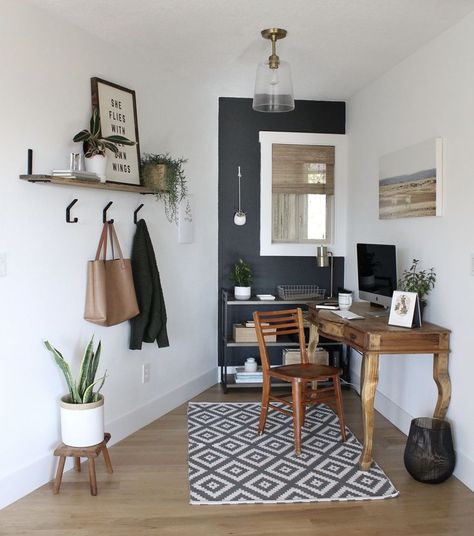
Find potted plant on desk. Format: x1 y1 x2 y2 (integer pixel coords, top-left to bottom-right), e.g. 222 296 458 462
44 337 107 447
230 258 253 300
398 259 436 315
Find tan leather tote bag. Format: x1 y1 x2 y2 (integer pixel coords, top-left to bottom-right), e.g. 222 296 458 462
84 223 139 326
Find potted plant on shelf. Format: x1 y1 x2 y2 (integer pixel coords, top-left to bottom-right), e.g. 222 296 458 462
44 336 107 447
73 107 135 182
141 153 188 223
398 258 436 313
230 258 253 300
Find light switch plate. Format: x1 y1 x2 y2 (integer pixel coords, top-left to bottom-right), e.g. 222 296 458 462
142 363 151 383
0 252 6 277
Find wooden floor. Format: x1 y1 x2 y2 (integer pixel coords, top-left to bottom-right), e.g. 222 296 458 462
1 386 473 535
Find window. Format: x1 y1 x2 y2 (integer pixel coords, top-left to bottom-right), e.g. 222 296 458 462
272 144 334 243
259 132 347 256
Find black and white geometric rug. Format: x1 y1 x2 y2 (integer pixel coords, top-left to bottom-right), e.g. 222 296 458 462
188 402 399 504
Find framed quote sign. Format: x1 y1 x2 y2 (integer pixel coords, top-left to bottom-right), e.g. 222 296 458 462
91 77 141 186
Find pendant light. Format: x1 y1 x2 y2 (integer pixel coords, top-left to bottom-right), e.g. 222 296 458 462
253 28 294 113
234 166 246 226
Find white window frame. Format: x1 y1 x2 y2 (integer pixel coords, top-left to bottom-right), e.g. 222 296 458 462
259 131 347 256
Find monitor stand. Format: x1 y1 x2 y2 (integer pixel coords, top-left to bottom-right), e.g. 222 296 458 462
365 303 390 317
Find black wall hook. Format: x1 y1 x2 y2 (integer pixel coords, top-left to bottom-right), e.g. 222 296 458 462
66 199 78 223
134 203 144 224
103 201 114 223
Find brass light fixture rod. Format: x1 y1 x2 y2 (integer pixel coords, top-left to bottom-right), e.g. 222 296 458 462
261 28 287 69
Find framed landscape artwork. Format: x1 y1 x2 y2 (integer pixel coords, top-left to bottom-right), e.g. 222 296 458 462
91 77 141 186
379 137 443 219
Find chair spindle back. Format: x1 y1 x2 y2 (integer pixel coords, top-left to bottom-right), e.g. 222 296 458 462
253 308 307 371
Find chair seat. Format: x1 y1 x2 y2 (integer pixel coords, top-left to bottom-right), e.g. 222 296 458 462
270 363 341 381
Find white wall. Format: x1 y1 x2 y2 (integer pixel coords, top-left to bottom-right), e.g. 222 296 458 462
0 1 217 508
347 12 474 490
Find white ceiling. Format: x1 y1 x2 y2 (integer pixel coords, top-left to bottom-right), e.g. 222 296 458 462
27 0 474 99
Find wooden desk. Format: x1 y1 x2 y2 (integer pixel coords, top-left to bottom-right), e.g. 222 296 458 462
307 302 451 471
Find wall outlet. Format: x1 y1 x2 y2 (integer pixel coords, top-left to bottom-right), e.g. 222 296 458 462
142 363 151 383
471 254 474 276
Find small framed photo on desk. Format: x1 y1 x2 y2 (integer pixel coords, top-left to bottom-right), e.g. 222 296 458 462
388 291 421 328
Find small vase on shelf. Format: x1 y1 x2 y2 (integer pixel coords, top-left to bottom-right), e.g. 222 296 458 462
244 357 258 372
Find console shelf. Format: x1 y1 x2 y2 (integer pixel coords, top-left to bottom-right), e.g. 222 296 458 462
19 174 156 194
219 289 349 393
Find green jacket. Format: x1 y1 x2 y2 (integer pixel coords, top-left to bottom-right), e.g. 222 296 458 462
129 220 169 349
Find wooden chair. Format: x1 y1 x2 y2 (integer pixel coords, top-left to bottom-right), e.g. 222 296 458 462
253 308 346 454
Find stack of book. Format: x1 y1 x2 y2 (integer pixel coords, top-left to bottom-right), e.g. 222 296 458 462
51 170 100 182
315 301 339 310
234 366 263 383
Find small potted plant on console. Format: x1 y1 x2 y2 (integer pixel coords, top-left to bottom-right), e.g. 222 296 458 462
230 258 253 300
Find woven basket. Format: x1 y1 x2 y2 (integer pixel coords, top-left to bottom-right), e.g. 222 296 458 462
142 163 168 191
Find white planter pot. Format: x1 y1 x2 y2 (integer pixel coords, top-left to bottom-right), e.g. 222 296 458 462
233 211 246 226
234 286 251 300
60 395 104 447
85 154 107 183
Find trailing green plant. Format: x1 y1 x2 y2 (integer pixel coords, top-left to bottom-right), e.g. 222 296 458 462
141 153 188 224
230 258 253 287
73 107 135 157
398 259 436 304
44 337 106 404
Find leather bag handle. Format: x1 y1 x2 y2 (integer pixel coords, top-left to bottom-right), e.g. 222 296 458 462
107 222 125 265
94 223 108 261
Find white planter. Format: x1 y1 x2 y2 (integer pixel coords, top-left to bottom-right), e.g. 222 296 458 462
234 286 251 300
85 154 107 183
233 211 246 226
60 395 104 447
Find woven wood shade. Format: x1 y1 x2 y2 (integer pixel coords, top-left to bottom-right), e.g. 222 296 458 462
272 144 335 195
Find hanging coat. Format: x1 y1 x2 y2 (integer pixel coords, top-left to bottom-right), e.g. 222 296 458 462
129 219 169 349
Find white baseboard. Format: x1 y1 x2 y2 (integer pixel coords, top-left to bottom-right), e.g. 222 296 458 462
106 367 217 445
0 367 217 510
350 367 474 491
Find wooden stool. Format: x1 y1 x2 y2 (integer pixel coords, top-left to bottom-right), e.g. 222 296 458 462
53 432 113 496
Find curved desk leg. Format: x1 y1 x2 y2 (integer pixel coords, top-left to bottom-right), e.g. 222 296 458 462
433 352 451 419
360 352 380 471
308 323 320 362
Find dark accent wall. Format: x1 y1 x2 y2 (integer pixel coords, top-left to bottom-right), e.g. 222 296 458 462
218 97 346 294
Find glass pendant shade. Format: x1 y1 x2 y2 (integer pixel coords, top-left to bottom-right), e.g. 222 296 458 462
253 60 294 113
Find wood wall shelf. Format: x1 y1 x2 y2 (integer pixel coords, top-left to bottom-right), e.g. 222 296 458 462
19 174 156 195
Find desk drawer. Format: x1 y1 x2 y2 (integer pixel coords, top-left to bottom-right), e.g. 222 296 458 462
344 326 366 348
317 319 344 339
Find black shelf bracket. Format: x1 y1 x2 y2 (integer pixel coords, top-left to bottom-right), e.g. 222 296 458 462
66 199 78 223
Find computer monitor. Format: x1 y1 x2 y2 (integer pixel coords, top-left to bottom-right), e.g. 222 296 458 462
357 243 397 309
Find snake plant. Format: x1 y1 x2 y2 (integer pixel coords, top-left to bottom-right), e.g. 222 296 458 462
44 337 106 404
